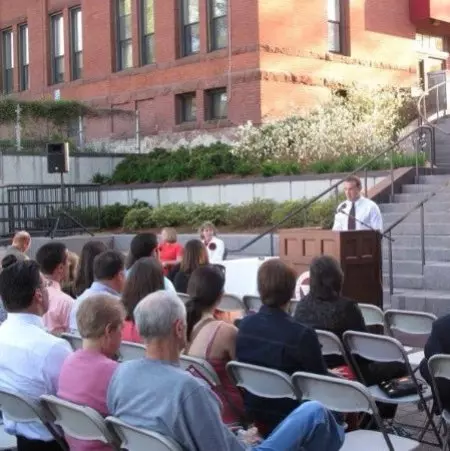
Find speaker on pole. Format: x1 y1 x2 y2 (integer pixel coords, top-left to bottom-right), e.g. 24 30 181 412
47 142 69 174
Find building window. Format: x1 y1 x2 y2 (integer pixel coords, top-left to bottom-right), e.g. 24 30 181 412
177 92 196 123
2 29 13 94
18 24 29 91
51 14 65 84
206 88 227 119
416 34 445 52
117 0 133 70
327 0 342 53
181 0 200 56
208 0 227 51
70 7 83 80
140 0 155 65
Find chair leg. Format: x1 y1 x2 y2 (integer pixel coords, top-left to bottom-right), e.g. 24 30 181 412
421 399 443 447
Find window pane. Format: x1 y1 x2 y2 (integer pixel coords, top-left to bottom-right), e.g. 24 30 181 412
119 0 131 16
119 15 132 40
20 64 29 91
55 55 64 83
212 16 227 50
4 68 13 93
143 34 155 64
211 90 227 119
212 0 227 18
3 31 13 69
184 23 200 54
328 21 341 52
143 0 154 34
182 95 196 122
121 40 133 68
53 15 64 57
184 0 199 24
20 25 29 65
328 0 340 22
72 9 83 52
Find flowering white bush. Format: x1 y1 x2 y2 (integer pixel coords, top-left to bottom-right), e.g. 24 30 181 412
234 86 415 164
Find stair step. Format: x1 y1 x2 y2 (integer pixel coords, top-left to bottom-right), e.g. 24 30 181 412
382 260 423 275
383 211 450 224
401 184 443 193
380 201 450 212
394 192 450 202
381 245 450 261
385 223 450 235
417 175 450 184
383 273 423 289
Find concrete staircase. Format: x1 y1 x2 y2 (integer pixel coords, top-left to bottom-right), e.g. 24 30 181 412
382 174 450 316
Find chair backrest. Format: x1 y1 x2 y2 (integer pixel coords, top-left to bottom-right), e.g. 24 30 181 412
106 416 182 451
316 329 351 367
176 293 190 304
226 361 298 400
291 372 396 451
242 295 262 313
41 395 120 449
428 354 450 415
358 303 385 328
0 389 53 424
288 298 300 316
384 309 436 348
61 333 83 351
179 355 221 387
119 341 146 362
217 294 245 312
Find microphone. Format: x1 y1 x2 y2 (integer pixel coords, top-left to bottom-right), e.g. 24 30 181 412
337 202 347 213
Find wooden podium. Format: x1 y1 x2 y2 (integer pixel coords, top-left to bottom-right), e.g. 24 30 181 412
279 228 382 307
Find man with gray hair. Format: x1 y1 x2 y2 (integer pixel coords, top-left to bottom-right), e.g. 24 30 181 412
107 291 344 451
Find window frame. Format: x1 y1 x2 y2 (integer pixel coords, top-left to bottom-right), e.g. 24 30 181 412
180 0 200 57
18 23 29 91
208 0 228 51
70 7 83 80
2 28 14 94
205 88 227 120
50 13 65 85
177 92 197 124
116 0 133 71
327 0 343 54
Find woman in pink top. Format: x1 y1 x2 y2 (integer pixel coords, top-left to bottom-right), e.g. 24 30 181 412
58 293 125 451
121 257 165 342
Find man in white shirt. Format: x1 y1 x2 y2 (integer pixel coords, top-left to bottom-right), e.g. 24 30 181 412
332 175 383 232
0 260 72 451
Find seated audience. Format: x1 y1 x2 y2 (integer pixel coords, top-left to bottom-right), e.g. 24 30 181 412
121 257 165 342
4 230 31 262
36 242 74 335
420 315 450 410
0 254 19 324
62 251 79 298
169 239 209 293
0 260 72 451
73 241 108 297
200 222 225 263
236 259 328 434
158 227 183 275
107 291 344 451
126 233 176 292
69 251 125 332
184 265 244 424
58 294 125 451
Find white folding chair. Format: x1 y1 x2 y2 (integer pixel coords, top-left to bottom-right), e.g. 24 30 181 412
119 341 145 362
106 416 182 451
0 423 16 450
176 293 190 304
61 332 83 351
179 355 221 387
217 294 245 313
291 371 420 451
316 329 353 370
242 295 262 313
41 395 121 450
358 303 385 329
226 361 298 400
428 354 450 451
288 298 300 316
343 330 441 445
0 389 67 450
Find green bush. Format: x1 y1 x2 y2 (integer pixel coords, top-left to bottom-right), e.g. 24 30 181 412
186 203 230 227
151 203 190 227
271 200 307 228
226 199 277 229
123 207 154 231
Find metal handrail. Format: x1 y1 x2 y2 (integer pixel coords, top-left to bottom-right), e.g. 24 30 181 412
228 125 434 255
417 78 449 132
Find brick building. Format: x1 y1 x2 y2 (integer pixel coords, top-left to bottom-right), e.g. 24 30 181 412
0 0 450 141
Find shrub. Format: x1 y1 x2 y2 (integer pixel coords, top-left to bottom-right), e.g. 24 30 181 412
186 203 230 227
123 207 154 230
227 199 276 229
151 203 190 227
271 200 307 228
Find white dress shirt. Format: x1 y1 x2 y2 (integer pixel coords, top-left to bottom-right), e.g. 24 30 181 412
203 237 225 263
332 196 383 232
0 313 72 440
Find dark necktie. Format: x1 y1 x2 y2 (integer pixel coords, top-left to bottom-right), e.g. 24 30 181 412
348 202 356 230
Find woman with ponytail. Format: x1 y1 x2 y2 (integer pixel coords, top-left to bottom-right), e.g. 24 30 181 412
184 265 244 425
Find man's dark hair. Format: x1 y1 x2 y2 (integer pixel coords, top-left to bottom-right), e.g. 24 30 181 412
126 233 158 269
35 242 67 274
1 254 17 269
309 255 343 301
257 259 297 308
0 260 41 312
344 175 362 189
94 251 125 281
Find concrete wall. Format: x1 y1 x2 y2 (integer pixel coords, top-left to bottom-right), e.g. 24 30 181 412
100 172 387 206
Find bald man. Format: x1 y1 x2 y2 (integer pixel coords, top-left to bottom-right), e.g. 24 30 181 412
4 231 31 262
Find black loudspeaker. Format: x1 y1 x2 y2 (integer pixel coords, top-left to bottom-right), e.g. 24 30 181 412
47 142 69 174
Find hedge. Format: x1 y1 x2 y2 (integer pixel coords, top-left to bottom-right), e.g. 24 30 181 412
94 143 426 185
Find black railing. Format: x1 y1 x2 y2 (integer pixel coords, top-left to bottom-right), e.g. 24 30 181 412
228 125 435 256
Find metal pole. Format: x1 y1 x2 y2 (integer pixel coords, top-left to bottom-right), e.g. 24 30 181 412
436 87 440 119
60 172 65 209
388 230 394 298
15 103 21 151
269 232 274 257
415 134 419 180
334 186 339 207
420 203 425 273
135 110 141 153
364 167 368 197
390 149 394 202
78 115 84 150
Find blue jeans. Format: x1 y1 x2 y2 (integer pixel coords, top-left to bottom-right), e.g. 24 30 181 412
254 401 345 451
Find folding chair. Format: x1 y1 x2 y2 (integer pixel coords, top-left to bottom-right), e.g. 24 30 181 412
61 332 83 351
0 389 67 450
119 341 145 362
106 416 182 451
316 329 353 373
427 354 450 451
217 294 245 313
358 304 385 329
288 299 300 316
0 422 16 450
176 293 190 304
226 361 298 401
291 371 420 451
343 330 441 445
242 295 262 313
41 395 121 450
